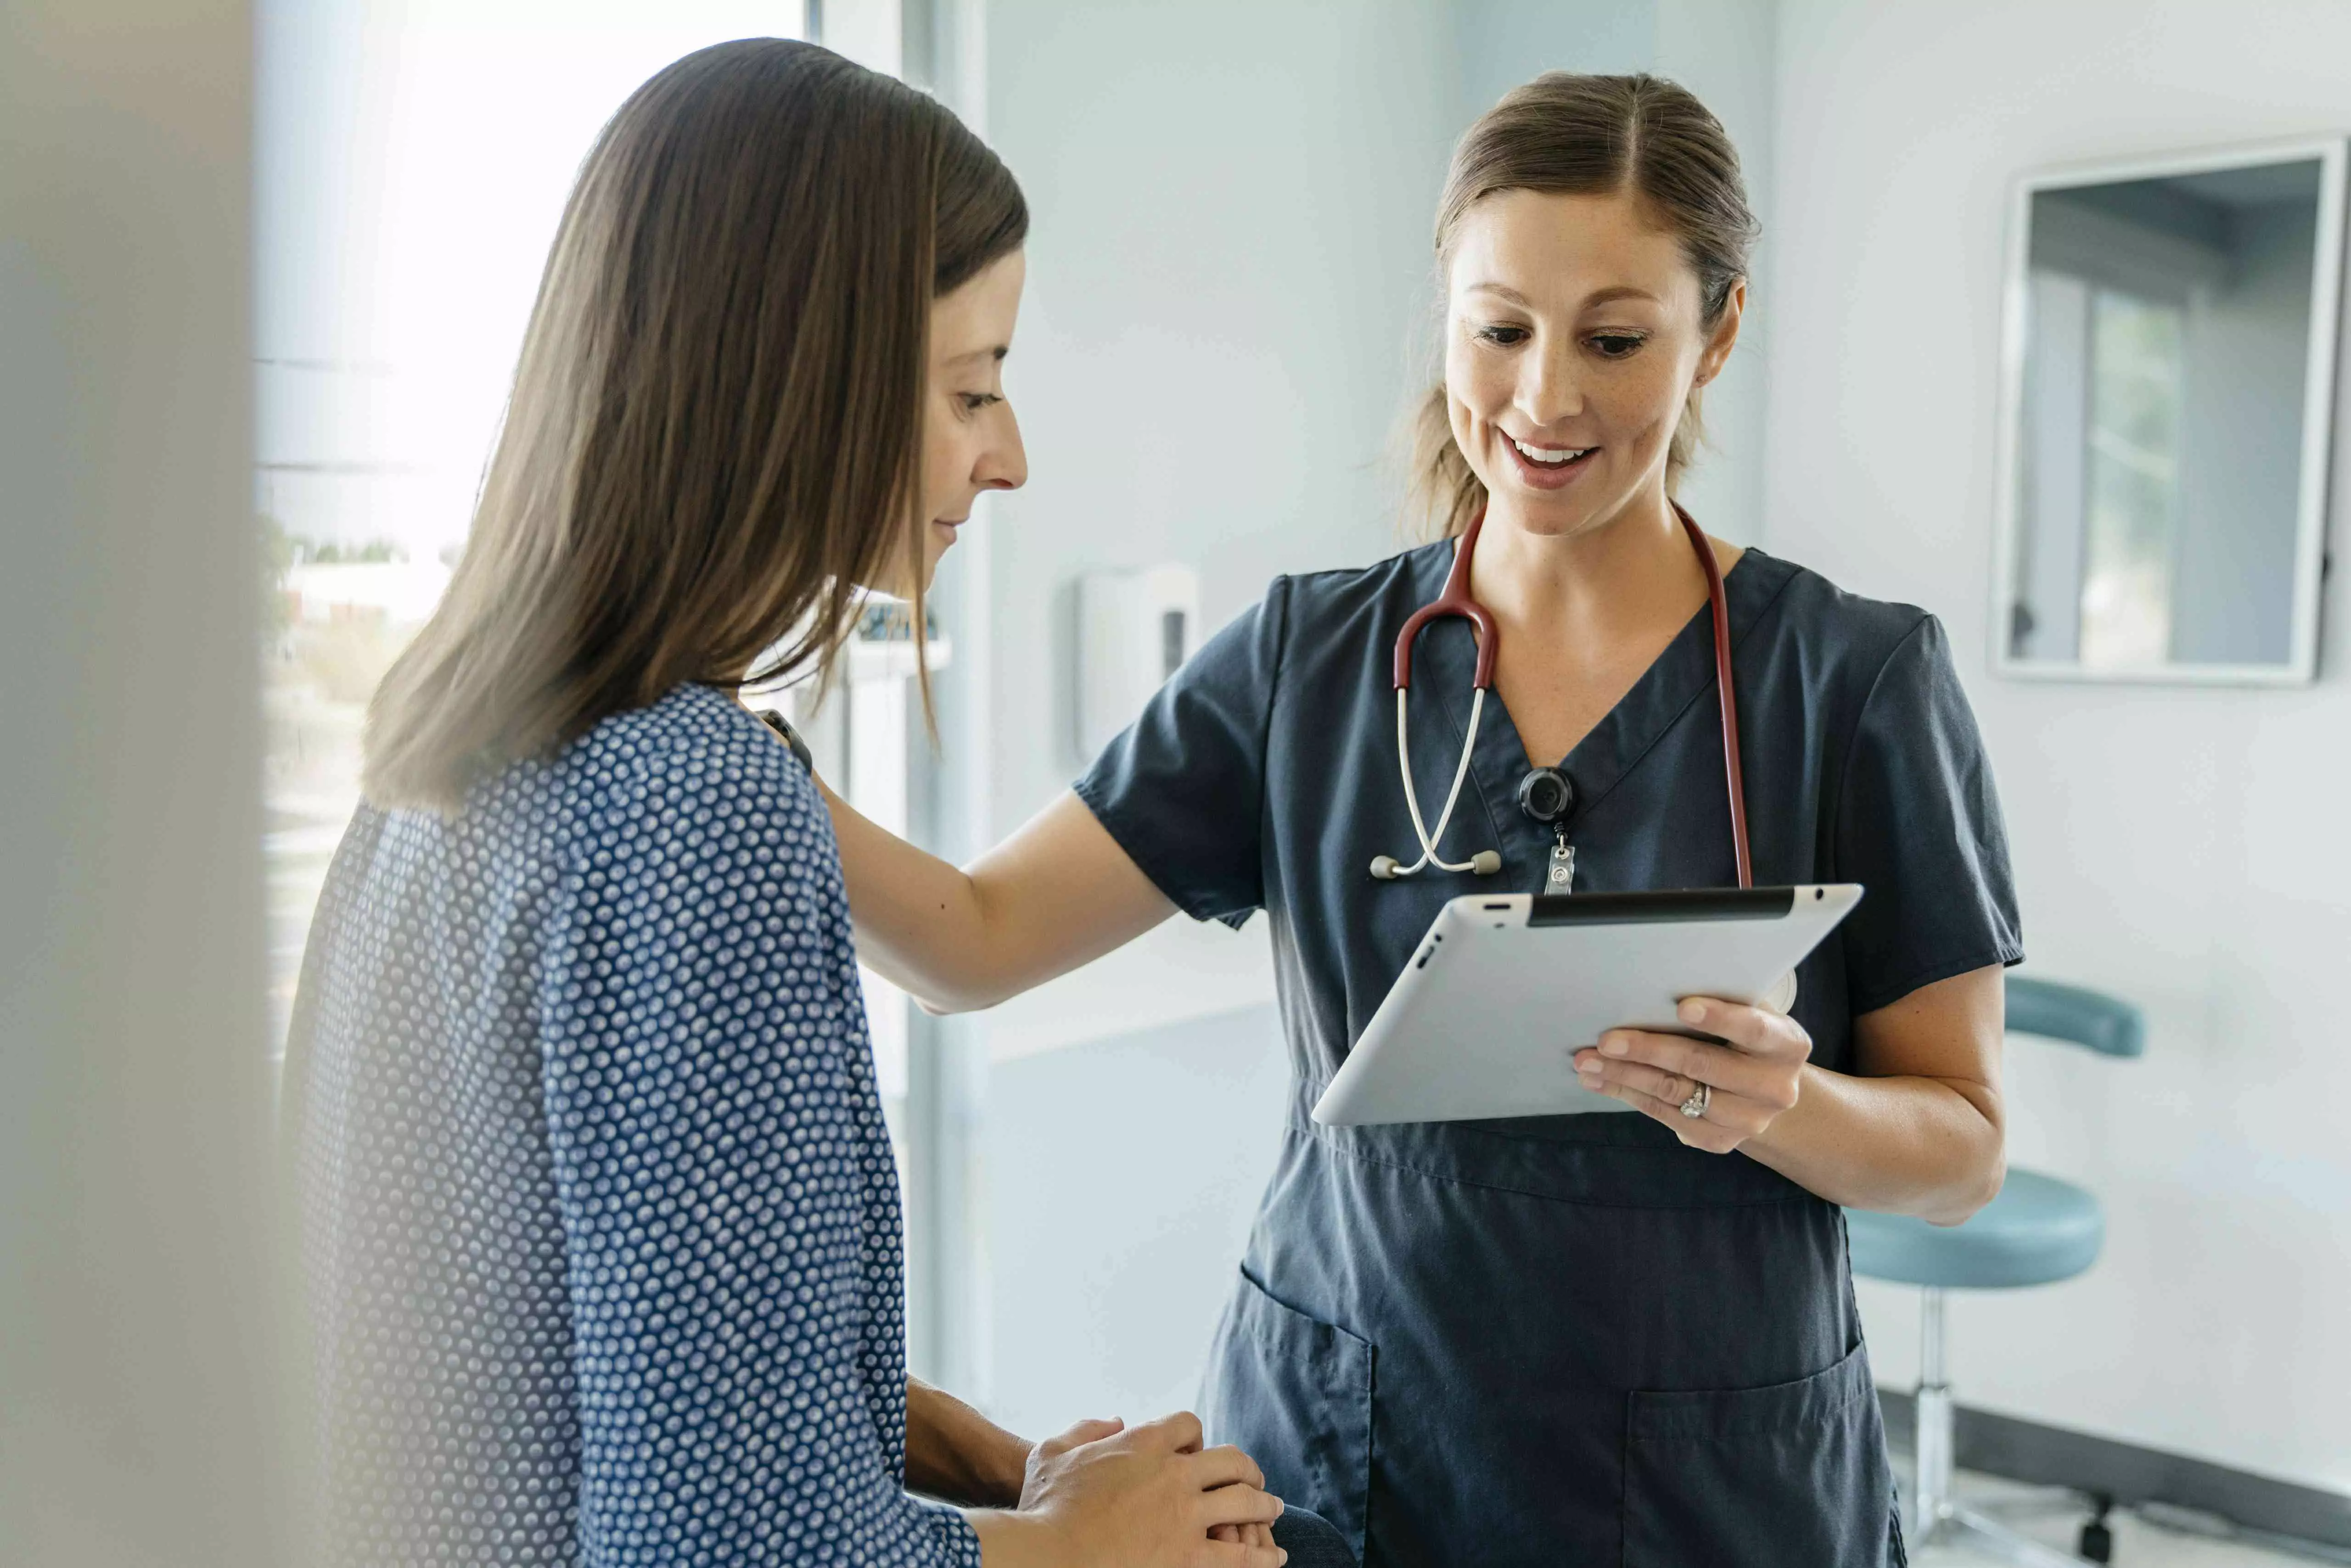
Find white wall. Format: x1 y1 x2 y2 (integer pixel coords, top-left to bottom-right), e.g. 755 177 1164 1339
1762 0 2351 1491
968 0 1461 1061
984 1005 1290 1436
962 0 1463 1423
0 0 292 1562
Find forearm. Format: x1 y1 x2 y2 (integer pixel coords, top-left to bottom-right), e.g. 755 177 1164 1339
1743 1064 2003 1224
820 784 1175 1013
819 778 1003 1009
906 1376 1031 1509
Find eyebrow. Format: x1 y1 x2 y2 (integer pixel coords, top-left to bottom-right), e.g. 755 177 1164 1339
947 345 1010 365
1463 281 1661 308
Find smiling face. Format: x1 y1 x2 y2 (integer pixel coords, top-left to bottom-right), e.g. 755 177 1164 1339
1443 186 1742 540
911 247 1029 590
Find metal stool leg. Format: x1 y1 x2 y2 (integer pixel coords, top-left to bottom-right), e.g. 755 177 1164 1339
1909 1288 2096 1567
1914 1288 1953 1537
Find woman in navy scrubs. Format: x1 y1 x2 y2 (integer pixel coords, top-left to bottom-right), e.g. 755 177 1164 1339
829 73 2020 1567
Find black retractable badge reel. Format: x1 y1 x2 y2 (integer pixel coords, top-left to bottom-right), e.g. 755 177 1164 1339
1516 767 1577 892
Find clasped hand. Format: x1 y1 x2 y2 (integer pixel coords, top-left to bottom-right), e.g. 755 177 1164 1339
1573 994 1810 1154
1015 1411 1286 1568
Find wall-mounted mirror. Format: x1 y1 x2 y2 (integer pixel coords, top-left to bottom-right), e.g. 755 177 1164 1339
1993 139 2346 684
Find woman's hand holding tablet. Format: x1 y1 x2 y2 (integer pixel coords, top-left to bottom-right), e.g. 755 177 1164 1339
1574 993 1812 1153
1310 885 1859 1128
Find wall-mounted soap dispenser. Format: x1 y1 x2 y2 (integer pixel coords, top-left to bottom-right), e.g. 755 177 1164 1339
1074 564 1201 759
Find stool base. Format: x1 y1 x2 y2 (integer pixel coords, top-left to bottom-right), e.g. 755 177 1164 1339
1912 1502 2099 1568
1905 1288 2098 1568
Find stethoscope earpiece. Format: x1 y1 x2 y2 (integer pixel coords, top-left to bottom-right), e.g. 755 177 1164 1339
1375 850 1497 880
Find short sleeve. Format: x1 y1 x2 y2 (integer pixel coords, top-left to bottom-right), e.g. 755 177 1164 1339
1832 615 2024 1014
1073 577 1289 929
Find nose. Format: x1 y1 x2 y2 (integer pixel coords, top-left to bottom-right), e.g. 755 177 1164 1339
1517 331 1584 431
980 403 1027 493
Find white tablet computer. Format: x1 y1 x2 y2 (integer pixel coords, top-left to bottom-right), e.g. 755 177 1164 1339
1311 885 1863 1127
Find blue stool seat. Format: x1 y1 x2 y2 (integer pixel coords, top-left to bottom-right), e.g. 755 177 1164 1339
1846 1168 2104 1289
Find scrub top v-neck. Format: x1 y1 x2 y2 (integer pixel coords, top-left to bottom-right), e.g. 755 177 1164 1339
1074 539 2022 1568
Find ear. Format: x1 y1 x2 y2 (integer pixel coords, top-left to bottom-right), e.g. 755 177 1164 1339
1693 278 1747 389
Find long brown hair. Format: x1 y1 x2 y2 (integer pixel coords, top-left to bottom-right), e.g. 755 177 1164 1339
1408 72 1757 539
365 39 1026 811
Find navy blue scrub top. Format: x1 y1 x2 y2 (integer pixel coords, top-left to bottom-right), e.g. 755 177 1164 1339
1076 541 2021 1568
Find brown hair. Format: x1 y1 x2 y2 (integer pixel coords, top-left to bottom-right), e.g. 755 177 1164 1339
364 39 1026 811
1408 72 1757 538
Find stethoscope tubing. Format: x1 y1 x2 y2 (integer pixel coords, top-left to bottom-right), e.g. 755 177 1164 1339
1378 500 1751 890
1386 685 1490 877
1686 504 1753 888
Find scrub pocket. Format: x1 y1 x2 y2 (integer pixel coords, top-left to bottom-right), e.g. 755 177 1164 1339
1200 1266 1374 1563
1621 1340 1902 1568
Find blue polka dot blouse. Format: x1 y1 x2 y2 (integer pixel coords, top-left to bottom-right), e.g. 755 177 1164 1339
284 682 982 1567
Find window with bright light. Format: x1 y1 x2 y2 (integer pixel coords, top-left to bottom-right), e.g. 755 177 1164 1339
2014 265 2190 669
254 0 925 1131
259 0 961 1375
257 1 824 1042
2078 286 2187 667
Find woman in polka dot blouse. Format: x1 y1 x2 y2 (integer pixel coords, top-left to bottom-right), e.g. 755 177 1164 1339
284 39 1296 1568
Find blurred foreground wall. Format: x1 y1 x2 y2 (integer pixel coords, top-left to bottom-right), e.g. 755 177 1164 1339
0 2 291 1562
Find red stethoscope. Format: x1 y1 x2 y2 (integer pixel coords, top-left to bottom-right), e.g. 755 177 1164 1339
1369 500 1752 890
